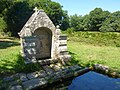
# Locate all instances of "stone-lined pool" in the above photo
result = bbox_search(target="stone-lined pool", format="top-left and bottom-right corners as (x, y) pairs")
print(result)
(68, 71), (120, 90)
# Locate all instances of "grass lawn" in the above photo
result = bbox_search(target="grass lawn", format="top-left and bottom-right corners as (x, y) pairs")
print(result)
(0, 38), (41, 78)
(0, 38), (21, 76)
(0, 31), (120, 78)
(68, 40), (120, 72)
(65, 31), (120, 73)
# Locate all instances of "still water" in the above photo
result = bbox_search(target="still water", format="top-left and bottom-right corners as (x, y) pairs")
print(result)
(68, 71), (120, 90)
(41, 71), (120, 90)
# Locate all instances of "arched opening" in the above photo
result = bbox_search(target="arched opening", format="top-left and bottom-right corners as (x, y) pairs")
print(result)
(33, 27), (52, 60)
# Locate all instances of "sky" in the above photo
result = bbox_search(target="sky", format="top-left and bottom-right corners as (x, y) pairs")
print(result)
(52, 0), (120, 16)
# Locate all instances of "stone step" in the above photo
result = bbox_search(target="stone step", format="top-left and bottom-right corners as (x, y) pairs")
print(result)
(22, 78), (47, 90)
(38, 59), (58, 66)
(26, 70), (47, 80)
(59, 43), (67, 46)
(1, 65), (91, 90)
(58, 46), (67, 52)
(59, 55), (71, 61)
(59, 35), (67, 40)
(60, 51), (68, 55)
(59, 40), (67, 45)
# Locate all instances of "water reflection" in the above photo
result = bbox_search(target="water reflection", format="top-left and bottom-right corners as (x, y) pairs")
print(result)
(68, 71), (120, 90)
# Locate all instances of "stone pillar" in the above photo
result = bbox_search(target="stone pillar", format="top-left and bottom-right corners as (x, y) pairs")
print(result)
(55, 25), (61, 58)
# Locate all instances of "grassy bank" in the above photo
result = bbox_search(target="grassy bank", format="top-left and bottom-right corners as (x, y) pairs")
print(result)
(65, 31), (120, 47)
(66, 31), (120, 73)
(68, 41), (120, 70)
(0, 38), (41, 78)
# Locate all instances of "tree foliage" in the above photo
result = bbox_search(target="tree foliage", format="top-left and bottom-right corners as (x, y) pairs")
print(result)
(0, 0), (69, 36)
(99, 11), (120, 32)
(0, 1), (120, 37)
(69, 8), (111, 32)
(70, 14), (83, 31)
(89, 8), (110, 31)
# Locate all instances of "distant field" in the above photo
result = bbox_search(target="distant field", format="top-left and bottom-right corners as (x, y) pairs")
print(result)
(67, 31), (120, 72)
(68, 40), (120, 71)
(65, 31), (120, 47)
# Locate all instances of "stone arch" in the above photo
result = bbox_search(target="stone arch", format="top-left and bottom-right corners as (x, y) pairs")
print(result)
(33, 27), (52, 60)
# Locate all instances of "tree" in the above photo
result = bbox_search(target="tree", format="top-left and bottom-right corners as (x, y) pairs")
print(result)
(0, 0), (14, 35)
(88, 8), (110, 31)
(70, 14), (83, 31)
(27, 0), (64, 26)
(2, 0), (68, 36)
(61, 10), (70, 30)
(82, 15), (90, 31)
(100, 11), (120, 32)
(0, 0), (14, 16)
(0, 17), (7, 34)
(4, 0), (32, 36)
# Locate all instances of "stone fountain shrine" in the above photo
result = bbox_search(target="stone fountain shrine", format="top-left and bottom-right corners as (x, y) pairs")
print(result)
(18, 8), (71, 64)
(1, 8), (91, 90)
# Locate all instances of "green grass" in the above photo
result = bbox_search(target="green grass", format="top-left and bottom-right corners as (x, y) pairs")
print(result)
(64, 31), (120, 47)
(65, 31), (120, 73)
(67, 34), (120, 73)
(0, 39), (20, 74)
(0, 38), (42, 78)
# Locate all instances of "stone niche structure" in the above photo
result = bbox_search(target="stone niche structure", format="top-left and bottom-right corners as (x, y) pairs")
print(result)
(18, 8), (71, 64)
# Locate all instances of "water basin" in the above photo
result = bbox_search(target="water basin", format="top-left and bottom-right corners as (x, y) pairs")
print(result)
(68, 71), (120, 90)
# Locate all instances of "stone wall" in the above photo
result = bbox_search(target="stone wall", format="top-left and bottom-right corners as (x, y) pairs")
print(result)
(18, 9), (71, 64)
(1, 64), (91, 90)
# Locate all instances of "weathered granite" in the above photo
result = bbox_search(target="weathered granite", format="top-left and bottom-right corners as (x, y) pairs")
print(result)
(10, 85), (23, 90)
(19, 73), (28, 82)
(38, 59), (58, 66)
(69, 65), (82, 71)
(9, 80), (21, 86)
(18, 8), (71, 64)
(3, 73), (19, 82)
(27, 70), (47, 80)
(38, 70), (47, 78)
(43, 66), (54, 75)
(22, 78), (47, 90)
(93, 64), (120, 78)
(27, 71), (40, 80)
(50, 63), (63, 71)
(3, 76), (14, 82)
(1, 65), (92, 90)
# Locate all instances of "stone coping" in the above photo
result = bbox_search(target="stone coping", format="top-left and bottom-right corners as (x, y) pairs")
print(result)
(93, 64), (120, 78)
(0, 65), (91, 90)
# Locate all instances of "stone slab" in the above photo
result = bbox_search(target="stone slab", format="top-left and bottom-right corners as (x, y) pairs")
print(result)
(58, 46), (67, 52)
(3, 73), (19, 82)
(10, 85), (23, 90)
(22, 78), (47, 90)
(59, 35), (67, 40)
(3, 76), (14, 82)
(69, 65), (82, 71)
(27, 71), (40, 80)
(43, 66), (54, 75)
(19, 73), (28, 82)
(38, 59), (58, 65)
(39, 70), (47, 78)
(59, 40), (67, 45)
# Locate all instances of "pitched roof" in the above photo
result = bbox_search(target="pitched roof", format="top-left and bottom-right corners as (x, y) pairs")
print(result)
(18, 9), (55, 37)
